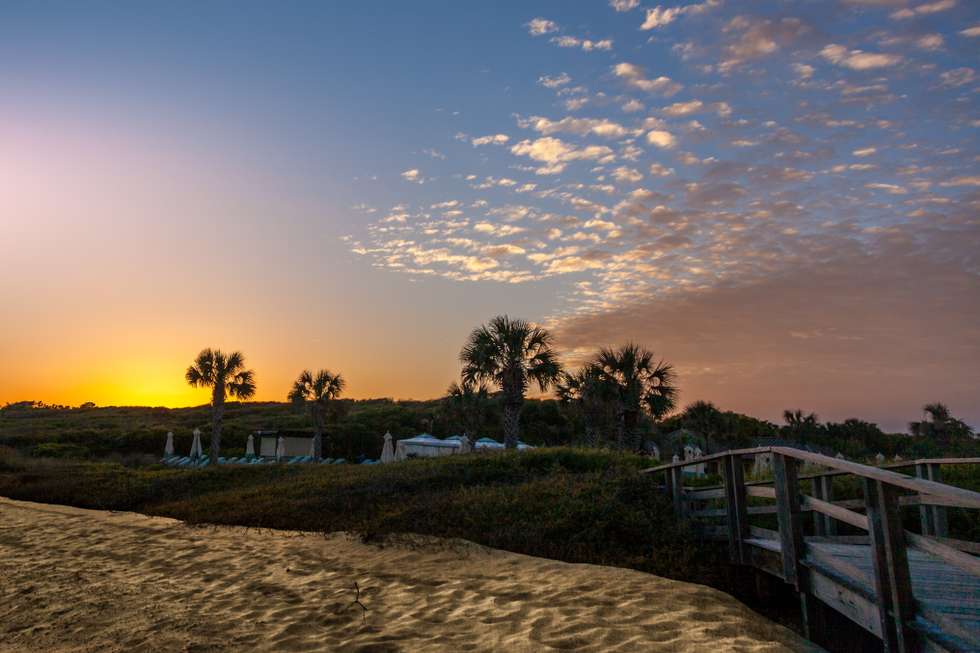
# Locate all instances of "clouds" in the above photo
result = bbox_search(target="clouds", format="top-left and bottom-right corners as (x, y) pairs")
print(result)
(517, 115), (629, 139)
(820, 44), (903, 70)
(890, 0), (956, 20)
(526, 18), (558, 36)
(613, 63), (682, 96)
(351, 2), (980, 426)
(471, 134), (510, 146)
(401, 169), (423, 183)
(510, 137), (615, 174)
(640, 1), (720, 30)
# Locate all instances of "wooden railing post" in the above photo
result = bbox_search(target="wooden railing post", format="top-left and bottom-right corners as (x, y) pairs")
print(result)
(927, 463), (948, 538)
(774, 453), (824, 640)
(811, 474), (836, 536)
(722, 453), (749, 564)
(773, 453), (805, 588)
(914, 463), (949, 538)
(671, 466), (685, 519)
(915, 463), (935, 536)
(864, 478), (917, 653)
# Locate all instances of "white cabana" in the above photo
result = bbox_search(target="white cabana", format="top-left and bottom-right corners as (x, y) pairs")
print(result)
(395, 434), (460, 461)
(246, 433), (256, 457)
(276, 436), (285, 462)
(683, 444), (706, 477)
(380, 432), (395, 463)
(164, 431), (175, 457)
(189, 428), (203, 459)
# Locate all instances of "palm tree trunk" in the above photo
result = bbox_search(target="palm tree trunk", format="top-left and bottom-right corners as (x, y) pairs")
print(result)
(211, 391), (224, 463)
(312, 405), (324, 459)
(615, 405), (626, 450)
(624, 410), (639, 451)
(502, 400), (522, 449)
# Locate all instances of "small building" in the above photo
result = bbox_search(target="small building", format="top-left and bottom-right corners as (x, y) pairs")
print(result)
(255, 430), (314, 458)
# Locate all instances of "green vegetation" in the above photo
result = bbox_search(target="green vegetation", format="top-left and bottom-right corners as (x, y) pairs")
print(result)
(184, 348), (257, 461)
(0, 448), (723, 585)
(460, 315), (563, 449)
(288, 368), (346, 459)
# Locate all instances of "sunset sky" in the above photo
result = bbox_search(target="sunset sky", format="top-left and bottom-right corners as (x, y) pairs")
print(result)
(1, 1), (977, 431)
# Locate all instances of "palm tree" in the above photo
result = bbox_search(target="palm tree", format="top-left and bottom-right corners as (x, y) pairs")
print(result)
(185, 348), (256, 462)
(910, 402), (972, 442)
(445, 380), (491, 441)
(593, 343), (677, 450)
(682, 400), (723, 453)
(460, 315), (563, 449)
(556, 363), (612, 447)
(288, 369), (345, 459)
(783, 409), (819, 449)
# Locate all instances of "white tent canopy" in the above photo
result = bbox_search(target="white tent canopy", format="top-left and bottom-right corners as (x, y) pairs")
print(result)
(393, 434), (533, 461)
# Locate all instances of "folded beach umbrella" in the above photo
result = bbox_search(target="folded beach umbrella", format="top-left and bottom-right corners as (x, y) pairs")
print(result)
(276, 435), (285, 462)
(308, 438), (316, 459)
(246, 433), (256, 458)
(164, 431), (175, 457)
(458, 435), (472, 454)
(380, 431), (395, 464)
(190, 428), (203, 459)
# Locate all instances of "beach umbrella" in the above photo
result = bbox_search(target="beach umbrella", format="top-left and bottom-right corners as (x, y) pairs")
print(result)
(164, 431), (175, 457)
(308, 437), (316, 459)
(458, 435), (472, 454)
(380, 431), (395, 464)
(276, 435), (285, 462)
(190, 428), (203, 459)
(245, 433), (255, 457)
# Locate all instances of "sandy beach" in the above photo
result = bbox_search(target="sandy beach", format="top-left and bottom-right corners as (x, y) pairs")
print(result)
(0, 497), (819, 652)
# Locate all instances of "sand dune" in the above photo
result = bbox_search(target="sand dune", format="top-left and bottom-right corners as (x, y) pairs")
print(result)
(0, 498), (819, 652)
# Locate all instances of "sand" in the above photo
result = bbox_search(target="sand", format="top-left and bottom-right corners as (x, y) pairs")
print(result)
(0, 497), (820, 652)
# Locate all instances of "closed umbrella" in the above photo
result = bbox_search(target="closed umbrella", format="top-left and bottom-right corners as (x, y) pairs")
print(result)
(164, 431), (175, 457)
(458, 435), (472, 454)
(190, 428), (203, 459)
(380, 432), (395, 464)
(276, 435), (285, 462)
(245, 433), (256, 458)
(308, 438), (316, 459)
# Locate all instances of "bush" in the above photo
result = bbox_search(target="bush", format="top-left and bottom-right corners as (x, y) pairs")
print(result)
(31, 442), (89, 459)
(0, 448), (724, 584)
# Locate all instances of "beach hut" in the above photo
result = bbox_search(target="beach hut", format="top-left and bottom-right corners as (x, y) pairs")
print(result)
(245, 434), (256, 457)
(394, 434), (460, 461)
(189, 428), (203, 459)
(380, 432), (395, 464)
(164, 431), (174, 457)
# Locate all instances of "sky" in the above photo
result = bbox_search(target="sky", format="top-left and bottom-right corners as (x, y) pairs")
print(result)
(0, 1), (977, 431)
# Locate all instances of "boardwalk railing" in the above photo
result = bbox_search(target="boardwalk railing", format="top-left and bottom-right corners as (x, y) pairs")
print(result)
(642, 448), (980, 653)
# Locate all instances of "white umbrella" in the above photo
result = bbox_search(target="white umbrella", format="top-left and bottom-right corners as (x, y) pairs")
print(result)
(164, 431), (175, 457)
(380, 432), (395, 464)
(308, 437), (316, 459)
(245, 433), (256, 457)
(190, 428), (203, 459)
(276, 435), (285, 462)
(458, 435), (472, 454)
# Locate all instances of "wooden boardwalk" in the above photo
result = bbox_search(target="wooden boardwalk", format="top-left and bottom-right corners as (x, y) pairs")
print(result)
(644, 449), (980, 653)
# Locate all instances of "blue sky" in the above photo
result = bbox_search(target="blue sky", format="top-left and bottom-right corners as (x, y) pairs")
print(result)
(1, 0), (977, 429)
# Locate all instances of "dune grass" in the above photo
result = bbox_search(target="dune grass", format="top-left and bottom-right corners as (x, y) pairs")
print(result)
(0, 448), (727, 585)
